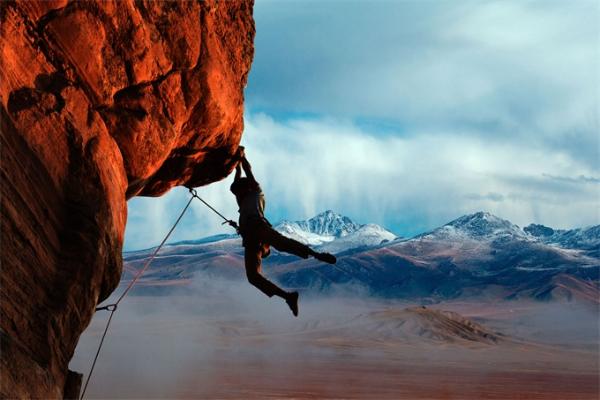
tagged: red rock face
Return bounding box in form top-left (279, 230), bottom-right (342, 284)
top-left (0, 1), bottom-right (254, 397)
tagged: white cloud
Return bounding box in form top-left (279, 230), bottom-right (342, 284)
top-left (123, 1), bottom-right (599, 251)
top-left (124, 113), bottom-right (599, 251)
top-left (249, 0), bottom-right (599, 166)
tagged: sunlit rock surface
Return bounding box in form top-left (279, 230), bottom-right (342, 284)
top-left (0, 0), bottom-right (254, 397)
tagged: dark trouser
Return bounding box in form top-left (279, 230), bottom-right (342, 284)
top-left (242, 220), bottom-right (313, 298)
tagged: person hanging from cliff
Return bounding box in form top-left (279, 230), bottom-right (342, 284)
top-left (230, 147), bottom-right (336, 317)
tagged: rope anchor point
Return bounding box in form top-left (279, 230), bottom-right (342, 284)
top-left (187, 186), bottom-right (198, 198)
top-left (95, 304), bottom-right (117, 312)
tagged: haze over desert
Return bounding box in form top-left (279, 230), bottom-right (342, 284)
top-left (71, 277), bottom-right (599, 399)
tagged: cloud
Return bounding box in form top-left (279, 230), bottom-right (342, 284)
top-left (124, 113), bottom-right (599, 251)
top-left (465, 192), bottom-right (505, 202)
top-left (240, 113), bottom-right (599, 232)
top-left (249, 0), bottom-right (599, 167)
top-left (541, 174), bottom-right (600, 184)
top-left (123, 1), bottom-right (599, 251)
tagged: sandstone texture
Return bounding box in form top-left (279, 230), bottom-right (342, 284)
top-left (0, 1), bottom-right (254, 397)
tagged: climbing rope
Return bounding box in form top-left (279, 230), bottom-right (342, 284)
top-left (79, 186), bottom-right (352, 399)
top-left (188, 187), bottom-right (239, 232)
top-left (80, 188), bottom-right (237, 399)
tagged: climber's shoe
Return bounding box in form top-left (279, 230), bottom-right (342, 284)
top-left (314, 252), bottom-right (337, 264)
top-left (286, 291), bottom-right (299, 317)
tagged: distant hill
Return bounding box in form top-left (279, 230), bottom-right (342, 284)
top-left (524, 223), bottom-right (600, 257)
top-left (337, 307), bottom-right (505, 345)
top-left (123, 211), bottom-right (599, 304)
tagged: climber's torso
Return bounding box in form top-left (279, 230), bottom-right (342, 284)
top-left (238, 187), bottom-right (266, 230)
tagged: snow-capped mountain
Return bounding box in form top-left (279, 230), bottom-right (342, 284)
top-left (297, 210), bottom-right (362, 237)
top-left (525, 224), bottom-right (600, 256)
top-left (318, 224), bottom-right (397, 254)
top-left (420, 212), bottom-right (599, 257)
top-left (274, 210), bottom-right (396, 253)
top-left (122, 211), bottom-right (599, 304)
top-left (420, 211), bottom-right (526, 241)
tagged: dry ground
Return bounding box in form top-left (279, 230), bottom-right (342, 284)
top-left (71, 291), bottom-right (599, 399)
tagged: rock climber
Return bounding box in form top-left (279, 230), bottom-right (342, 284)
top-left (230, 147), bottom-right (336, 317)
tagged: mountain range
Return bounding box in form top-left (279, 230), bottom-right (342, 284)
top-left (123, 211), bottom-right (599, 303)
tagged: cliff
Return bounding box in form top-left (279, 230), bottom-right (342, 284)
top-left (0, 1), bottom-right (254, 397)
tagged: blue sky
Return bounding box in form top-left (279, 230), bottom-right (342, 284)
top-left (124, 0), bottom-right (599, 251)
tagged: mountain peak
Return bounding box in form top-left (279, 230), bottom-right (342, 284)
top-left (523, 223), bottom-right (600, 253)
top-left (275, 210), bottom-right (362, 239)
top-left (302, 210), bottom-right (362, 237)
top-left (418, 211), bottom-right (524, 240)
top-left (453, 211), bottom-right (500, 223)
top-left (309, 209), bottom-right (342, 223)
top-left (524, 223), bottom-right (555, 237)
top-left (274, 211), bottom-right (396, 253)
top-left (446, 211), bottom-right (521, 237)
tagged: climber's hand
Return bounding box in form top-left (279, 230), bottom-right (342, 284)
top-left (235, 146), bottom-right (245, 160)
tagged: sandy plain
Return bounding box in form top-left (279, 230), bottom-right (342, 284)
top-left (71, 286), bottom-right (599, 399)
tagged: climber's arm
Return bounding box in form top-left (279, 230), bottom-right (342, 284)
top-left (234, 163), bottom-right (242, 181)
top-left (240, 156), bottom-right (256, 184)
top-left (235, 146), bottom-right (257, 183)
top-left (232, 146), bottom-right (245, 182)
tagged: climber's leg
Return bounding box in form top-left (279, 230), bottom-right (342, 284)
top-left (257, 223), bottom-right (336, 264)
top-left (257, 224), bottom-right (312, 258)
top-left (244, 245), bottom-right (288, 299)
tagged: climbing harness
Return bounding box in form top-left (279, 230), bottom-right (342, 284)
top-left (79, 188), bottom-right (237, 400)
